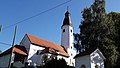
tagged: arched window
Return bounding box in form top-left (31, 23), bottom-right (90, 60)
top-left (71, 29), bottom-right (72, 32)
top-left (81, 64), bottom-right (86, 68)
top-left (63, 29), bottom-right (65, 32)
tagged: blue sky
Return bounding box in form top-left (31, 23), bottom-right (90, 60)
top-left (0, 0), bottom-right (120, 51)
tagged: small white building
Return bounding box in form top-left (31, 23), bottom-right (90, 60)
top-left (74, 48), bottom-right (105, 68)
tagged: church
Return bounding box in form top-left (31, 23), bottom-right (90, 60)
top-left (0, 10), bottom-right (105, 68)
top-left (0, 10), bottom-right (76, 67)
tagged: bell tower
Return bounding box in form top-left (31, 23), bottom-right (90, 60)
top-left (61, 10), bottom-right (76, 66)
top-left (61, 10), bottom-right (73, 50)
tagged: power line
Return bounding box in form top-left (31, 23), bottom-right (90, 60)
top-left (2, 0), bottom-right (72, 30)
top-left (0, 41), bottom-right (11, 46)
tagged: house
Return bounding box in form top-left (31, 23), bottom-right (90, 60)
top-left (0, 34), bottom-right (69, 67)
top-left (0, 45), bottom-right (27, 68)
top-left (0, 10), bottom-right (76, 67)
top-left (74, 48), bottom-right (105, 68)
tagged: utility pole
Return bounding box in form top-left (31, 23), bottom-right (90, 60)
top-left (8, 26), bottom-right (17, 68)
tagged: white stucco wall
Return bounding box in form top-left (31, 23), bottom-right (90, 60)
top-left (67, 48), bottom-right (76, 66)
top-left (20, 35), bottom-right (46, 66)
top-left (61, 25), bottom-right (73, 50)
top-left (61, 25), bottom-right (76, 66)
top-left (61, 25), bottom-right (69, 49)
top-left (75, 49), bottom-right (105, 68)
top-left (27, 44), bottom-right (45, 66)
top-left (75, 55), bottom-right (91, 68)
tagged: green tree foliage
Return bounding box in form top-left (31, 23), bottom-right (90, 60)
top-left (38, 58), bottom-right (74, 68)
top-left (74, 33), bottom-right (81, 52)
top-left (107, 12), bottom-right (120, 52)
top-left (107, 12), bottom-right (120, 68)
top-left (74, 0), bottom-right (118, 68)
top-left (44, 58), bottom-right (67, 68)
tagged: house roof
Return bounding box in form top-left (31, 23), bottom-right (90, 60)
top-left (74, 48), bottom-right (105, 59)
top-left (26, 34), bottom-right (69, 57)
top-left (0, 45), bottom-right (27, 57)
top-left (74, 50), bottom-right (93, 58)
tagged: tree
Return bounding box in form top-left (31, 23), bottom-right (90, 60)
top-left (39, 58), bottom-right (74, 68)
top-left (107, 12), bottom-right (120, 68)
top-left (74, 33), bottom-right (81, 52)
top-left (74, 0), bottom-right (118, 68)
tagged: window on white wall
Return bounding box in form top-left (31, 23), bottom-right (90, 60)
top-left (71, 29), bottom-right (72, 32)
top-left (81, 64), bottom-right (86, 68)
top-left (63, 29), bottom-right (65, 33)
top-left (36, 50), bottom-right (41, 55)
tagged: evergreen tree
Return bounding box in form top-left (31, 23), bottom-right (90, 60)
top-left (74, 0), bottom-right (118, 67)
top-left (107, 12), bottom-right (120, 68)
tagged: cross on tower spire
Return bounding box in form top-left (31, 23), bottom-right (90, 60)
top-left (67, 6), bottom-right (69, 11)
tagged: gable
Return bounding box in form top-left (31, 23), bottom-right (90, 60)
top-left (74, 48), bottom-right (105, 60)
top-left (90, 49), bottom-right (105, 60)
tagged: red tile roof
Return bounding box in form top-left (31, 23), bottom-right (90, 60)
top-left (40, 47), bottom-right (57, 55)
top-left (0, 45), bottom-right (27, 57)
top-left (13, 45), bottom-right (27, 56)
top-left (26, 34), bottom-right (69, 57)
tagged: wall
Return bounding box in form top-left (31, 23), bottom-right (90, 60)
top-left (61, 25), bottom-right (70, 49)
top-left (67, 48), bottom-right (76, 66)
top-left (13, 61), bottom-right (25, 67)
top-left (75, 55), bottom-right (91, 68)
top-left (0, 54), bottom-right (11, 67)
top-left (27, 44), bottom-right (45, 66)
top-left (61, 25), bottom-right (76, 66)
top-left (61, 25), bottom-right (73, 49)
top-left (20, 35), bottom-right (31, 54)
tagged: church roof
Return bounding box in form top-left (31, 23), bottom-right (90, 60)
top-left (0, 45), bottom-right (27, 57)
top-left (74, 50), bottom-right (93, 58)
top-left (26, 34), bottom-right (69, 57)
top-left (61, 10), bottom-right (73, 28)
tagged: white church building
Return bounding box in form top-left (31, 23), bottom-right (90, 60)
top-left (0, 10), bottom-right (105, 68)
top-left (75, 48), bottom-right (105, 68)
